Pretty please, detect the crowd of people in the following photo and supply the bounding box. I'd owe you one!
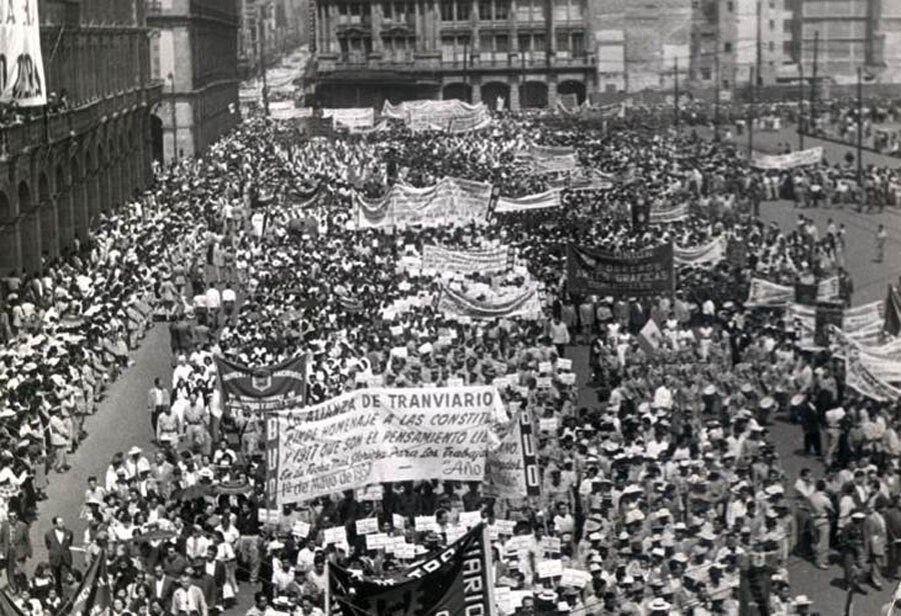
[0,97,899,616]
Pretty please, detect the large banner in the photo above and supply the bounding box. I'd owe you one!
[846,351,901,402]
[268,386,506,506]
[215,355,307,413]
[324,107,375,130]
[520,145,578,174]
[747,276,839,308]
[566,243,675,297]
[650,203,689,224]
[484,411,540,499]
[438,284,542,320]
[494,188,563,214]
[328,525,494,616]
[353,177,493,229]
[383,99,491,133]
[1,0,45,106]
[422,244,510,274]
[674,237,726,266]
[752,147,823,170]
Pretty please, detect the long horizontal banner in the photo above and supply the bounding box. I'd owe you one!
[752,146,823,170]
[215,355,307,413]
[353,176,493,229]
[268,386,506,506]
[746,276,840,307]
[324,107,375,130]
[650,203,689,224]
[422,244,510,274]
[384,99,491,134]
[567,243,675,297]
[846,351,901,402]
[494,188,562,214]
[567,167,615,192]
[438,284,542,320]
[328,525,493,616]
[517,145,578,174]
[787,299,883,349]
[674,237,726,266]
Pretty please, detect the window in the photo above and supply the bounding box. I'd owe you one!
[571,31,584,55]
[768,41,774,52]
[768,19,775,30]
[479,0,492,20]
[480,32,493,51]
[350,3,361,15]
[441,0,454,21]
[495,0,509,19]
[394,2,407,19]
[724,41,732,52]
[533,33,545,51]
[456,0,470,20]
[339,3,349,15]
[556,31,570,51]
[726,1,733,11]
[701,66,712,80]
[518,33,530,52]
[722,78,729,89]
[783,40,793,58]
[383,1,392,19]
[495,34,509,52]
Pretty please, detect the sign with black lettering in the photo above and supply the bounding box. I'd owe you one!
[0,0,45,106]
[567,242,675,297]
[328,524,494,616]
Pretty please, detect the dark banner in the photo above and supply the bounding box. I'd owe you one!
[329,525,493,616]
[794,283,818,306]
[567,243,675,297]
[814,302,844,347]
[215,354,307,413]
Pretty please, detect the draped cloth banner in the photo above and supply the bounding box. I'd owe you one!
[752,146,823,170]
[845,350,901,402]
[323,107,375,130]
[747,276,840,307]
[494,188,563,214]
[787,300,884,349]
[674,237,726,265]
[650,203,690,224]
[268,386,506,506]
[0,0,46,106]
[438,284,542,319]
[382,99,490,133]
[215,354,307,413]
[328,524,496,616]
[517,145,578,173]
[352,176,493,229]
[422,244,510,274]
[270,104,314,120]
[566,243,675,297]
[484,410,540,499]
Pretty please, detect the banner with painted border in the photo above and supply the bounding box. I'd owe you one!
[353,177,493,229]
[650,203,689,224]
[566,243,675,298]
[0,0,46,106]
[675,237,726,265]
[494,188,563,214]
[438,284,542,320]
[752,147,823,170]
[328,524,495,616]
[215,354,307,414]
[422,244,510,274]
[269,386,506,506]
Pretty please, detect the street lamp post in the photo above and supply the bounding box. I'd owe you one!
[260,3,270,116]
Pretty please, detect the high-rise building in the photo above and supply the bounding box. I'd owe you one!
[797,0,877,83]
[148,0,241,163]
[0,0,163,275]
[310,0,596,110]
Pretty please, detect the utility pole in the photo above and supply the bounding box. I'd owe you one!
[798,62,804,150]
[168,72,177,162]
[857,65,863,186]
[755,0,762,86]
[714,52,721,142]
[259,3,270,116]
[810,30,819,133]
[673,57,679,131]
[748,65,755,158]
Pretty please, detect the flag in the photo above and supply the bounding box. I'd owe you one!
[63,551,112,616]
[338,293,364,313]
[885,285,901,337]
[0,585,26,616]
[638,319,663,355]
[632,199,651,230]
[327,524,495,616]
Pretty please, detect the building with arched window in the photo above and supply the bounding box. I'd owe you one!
[310,0,596,110]
[0,0,163,275]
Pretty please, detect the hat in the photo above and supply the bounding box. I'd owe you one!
[128,446,142,456]
[852,511,866,520]
[793,595,812,606]
[648,598,671,612]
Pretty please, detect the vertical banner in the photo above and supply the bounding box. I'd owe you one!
[0,0,46,106]
[265,415,280,509]
[484,410,540,499]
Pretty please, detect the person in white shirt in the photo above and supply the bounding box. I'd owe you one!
[171,571,208,616]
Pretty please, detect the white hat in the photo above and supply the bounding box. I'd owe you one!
[793,595,812,606]
[128,446,143,456]
[648,598,671,611]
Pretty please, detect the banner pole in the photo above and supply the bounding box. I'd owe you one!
[325,559,331,616]
[482,523,499,616]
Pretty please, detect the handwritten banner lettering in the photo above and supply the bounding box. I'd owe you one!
[566,243,675,297]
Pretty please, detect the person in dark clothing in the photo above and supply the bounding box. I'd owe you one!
[800,399,822,457]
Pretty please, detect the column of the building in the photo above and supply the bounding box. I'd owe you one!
[330,3,340,54]
[55,165,74,251]
[371,1,382,56]
[470,0,480,103]
[0,189,21,274]
[509,0,520,110]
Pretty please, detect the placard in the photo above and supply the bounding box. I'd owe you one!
[355,518,379,535]
[561,567,592,588]
[536,377,552,389]
[537,559,564,578]
[539,417,558,432]
[365,532,389,550]
[556,358,573,371]
[392,513,407,529]
[415,515,438,532]
[459,511,483,528]
[323,526,347,546]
